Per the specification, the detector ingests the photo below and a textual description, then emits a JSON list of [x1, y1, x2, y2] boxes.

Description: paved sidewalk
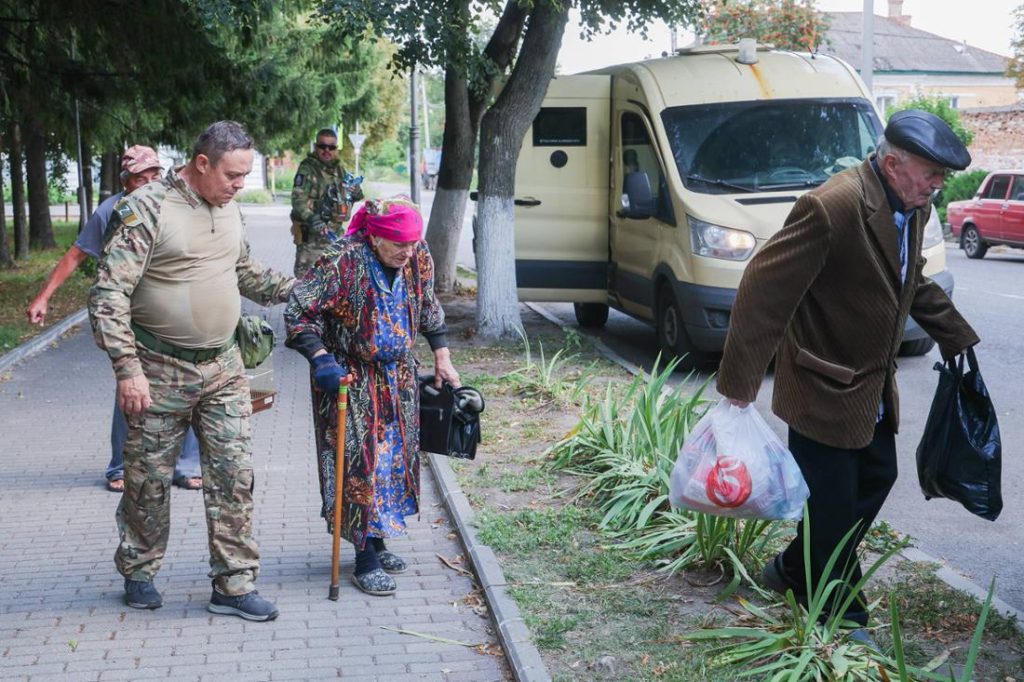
[[0, 205, 510, 681]]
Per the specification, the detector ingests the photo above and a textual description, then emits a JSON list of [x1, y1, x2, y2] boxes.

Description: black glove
[[312, 354, 346, 393], [308, 217, 328, 239]]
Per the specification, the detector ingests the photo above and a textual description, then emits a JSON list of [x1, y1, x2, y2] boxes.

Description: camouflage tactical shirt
[[89, 167, 295, 380], [290, 153, 362, 234]]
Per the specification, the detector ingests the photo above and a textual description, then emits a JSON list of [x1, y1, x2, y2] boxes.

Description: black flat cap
[[884, 110, 971, 170]]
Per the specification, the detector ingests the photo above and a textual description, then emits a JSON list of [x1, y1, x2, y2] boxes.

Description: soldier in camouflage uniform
[[89, 121, 295, 622], [290, 128, 364, 276]]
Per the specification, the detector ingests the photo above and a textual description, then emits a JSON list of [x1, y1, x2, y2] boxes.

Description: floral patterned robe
[[284, 234, 446, 549]]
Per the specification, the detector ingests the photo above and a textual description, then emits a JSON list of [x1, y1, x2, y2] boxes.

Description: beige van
[[513, 42, 950, 367]]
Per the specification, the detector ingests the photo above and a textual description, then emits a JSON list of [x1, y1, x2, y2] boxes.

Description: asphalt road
[[530, 244, 1024, 613]]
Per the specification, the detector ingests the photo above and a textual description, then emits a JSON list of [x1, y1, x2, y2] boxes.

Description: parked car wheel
[[656, 287, 709, 371], [899, 338, 935, 357], [573, 302, 609, 328], [962, 225, 989, 259]]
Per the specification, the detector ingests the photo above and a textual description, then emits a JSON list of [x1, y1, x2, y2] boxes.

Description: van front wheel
[[573, 303, 609, 328], [656, 288, 708, 371]]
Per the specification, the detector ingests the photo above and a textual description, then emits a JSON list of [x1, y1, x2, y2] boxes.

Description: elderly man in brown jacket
[[717, 110, 979, 641]]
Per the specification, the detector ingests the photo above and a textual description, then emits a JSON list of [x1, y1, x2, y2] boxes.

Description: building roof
[[822, 12, 1008, 75]]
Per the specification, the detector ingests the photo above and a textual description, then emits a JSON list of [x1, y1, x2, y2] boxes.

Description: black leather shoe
[[761, 554, 802, 600], [207, 589, 279, 622], [124, 579, 163, 610]]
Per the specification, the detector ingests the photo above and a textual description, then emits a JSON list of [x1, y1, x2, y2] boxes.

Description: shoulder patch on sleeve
[[294, 174, 305, 188], [114, 200, 143, 227]]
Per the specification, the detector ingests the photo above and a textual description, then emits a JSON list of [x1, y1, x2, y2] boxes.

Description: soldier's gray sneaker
[[351, 568, 397, 596], [378, 550, 408, 574], [207, 589, 279, 622], [124, 579, 163, 609]]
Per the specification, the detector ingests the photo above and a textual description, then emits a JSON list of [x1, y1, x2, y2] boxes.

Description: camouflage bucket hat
[[235, 315, 275, 369]]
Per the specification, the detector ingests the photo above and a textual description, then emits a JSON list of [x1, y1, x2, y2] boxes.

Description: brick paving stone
[[0, 205, 511, 682]]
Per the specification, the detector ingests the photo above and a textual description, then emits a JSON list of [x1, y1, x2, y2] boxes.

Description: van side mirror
[[621, 171, 654, 219]]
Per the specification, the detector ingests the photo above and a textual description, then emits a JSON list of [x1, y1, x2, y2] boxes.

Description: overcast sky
[[557, 0, 1019, 74]]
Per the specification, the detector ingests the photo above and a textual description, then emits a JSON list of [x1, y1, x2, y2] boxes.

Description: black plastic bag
[[418, 376, 484, 460], [915, 347, 1002, 521]]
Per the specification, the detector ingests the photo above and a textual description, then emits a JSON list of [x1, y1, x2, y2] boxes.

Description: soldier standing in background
[[290, 127, 364, 276], [89, 121, 295, 621]]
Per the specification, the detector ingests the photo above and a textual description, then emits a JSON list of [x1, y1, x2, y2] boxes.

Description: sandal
[[351, 568, 397, 596], [106, 479, 125, 493], [174, 476, 203, 490], [378, 550, 408, 574]]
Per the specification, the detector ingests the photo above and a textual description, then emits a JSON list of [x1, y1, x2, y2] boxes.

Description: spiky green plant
[[681, 512, 997, 681], [549, 357, 712, 531]]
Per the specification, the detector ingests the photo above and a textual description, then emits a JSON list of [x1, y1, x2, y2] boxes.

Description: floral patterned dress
[[284, 234, 446, 550]]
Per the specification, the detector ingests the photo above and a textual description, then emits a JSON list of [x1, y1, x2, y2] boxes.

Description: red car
[[948, 170, 1024, 258]]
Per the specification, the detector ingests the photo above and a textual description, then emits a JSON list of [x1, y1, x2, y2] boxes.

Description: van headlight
[[922, 207, 944, 249], [689, 217, 756, 261]]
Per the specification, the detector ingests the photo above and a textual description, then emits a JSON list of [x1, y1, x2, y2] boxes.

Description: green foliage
[[687, 515, 914, 680], [1008, 5, 1024, 89], [548, 364, 787, 596], [702, 0, 831, 52], [504, 328, 592, 406], [476, 506, 591, 554], [887, 95, 974, 147], [937, 169, 989, 222], [548, 358, 708, 527], [236, 189, 274, 204]]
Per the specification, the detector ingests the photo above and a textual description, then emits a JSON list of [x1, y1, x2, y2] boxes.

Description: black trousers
[[778, 420, 898, 626]]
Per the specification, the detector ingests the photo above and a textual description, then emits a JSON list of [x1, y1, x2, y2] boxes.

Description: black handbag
[[418, 376, 484, 460], [915, 347, 1002, 521]]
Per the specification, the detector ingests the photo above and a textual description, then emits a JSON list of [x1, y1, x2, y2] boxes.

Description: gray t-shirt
[[74, 191, 124, 258]]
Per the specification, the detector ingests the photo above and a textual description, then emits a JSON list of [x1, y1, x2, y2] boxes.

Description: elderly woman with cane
[[284, 197, 460, 596]]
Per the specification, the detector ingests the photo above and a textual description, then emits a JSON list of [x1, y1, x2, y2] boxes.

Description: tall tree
[[702, 0, 829, 52], [322, 0, 703, 337], [0, 147, 11, 268], [24, 120, 55, 249], [1007, 4, 1024, 88], [6, 121, 29, 261]]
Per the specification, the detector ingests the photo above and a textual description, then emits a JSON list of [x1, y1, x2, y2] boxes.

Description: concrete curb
[[0, 308, 88, 375], [525, 301, 1024, 634], [428, 453, 553, 682]]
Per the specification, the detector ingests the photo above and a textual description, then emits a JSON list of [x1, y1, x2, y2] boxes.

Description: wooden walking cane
[[329, 374, 355, 601]]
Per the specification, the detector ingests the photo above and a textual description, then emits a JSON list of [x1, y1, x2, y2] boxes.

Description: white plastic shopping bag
[[669, 399, 809, 520]]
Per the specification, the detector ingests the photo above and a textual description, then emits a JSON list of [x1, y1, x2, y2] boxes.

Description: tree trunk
[[99, 150, 119, 201], [0, 148, 12, 268], [475, 2, 569, 339], [424, 0, 527, 293], [82, 140, 94, 217], [24, 121, 55, 249], [425, 69, 478, 292], [8, 120, 29, 260]]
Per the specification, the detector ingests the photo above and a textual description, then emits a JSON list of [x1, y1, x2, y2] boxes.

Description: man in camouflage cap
[[89, 121, 295, 621], [29, 145, 203, 494], [290, 127, 363, 276]]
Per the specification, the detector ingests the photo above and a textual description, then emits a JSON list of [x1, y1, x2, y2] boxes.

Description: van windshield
[[661, 98, 884, 194]]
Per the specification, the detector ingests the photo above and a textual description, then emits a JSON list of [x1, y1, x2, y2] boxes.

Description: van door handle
[[514, 197, 542, 207]]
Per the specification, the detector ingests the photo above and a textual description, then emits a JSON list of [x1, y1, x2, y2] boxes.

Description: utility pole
[[862, 0, 874, 99], [409, 70, 421, 205]]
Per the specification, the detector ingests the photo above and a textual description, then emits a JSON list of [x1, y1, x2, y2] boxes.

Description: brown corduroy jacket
[[716, 158, 979, 450]]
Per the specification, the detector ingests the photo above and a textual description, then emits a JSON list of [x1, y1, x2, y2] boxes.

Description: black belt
[[132, 323, 235, 364]]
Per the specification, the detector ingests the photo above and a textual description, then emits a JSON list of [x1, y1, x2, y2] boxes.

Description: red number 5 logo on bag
[[705, 456, 753, 508]]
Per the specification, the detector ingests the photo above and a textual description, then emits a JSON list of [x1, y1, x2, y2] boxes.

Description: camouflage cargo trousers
[[116, 343, 259, 596], [293, 234, 334, 277]]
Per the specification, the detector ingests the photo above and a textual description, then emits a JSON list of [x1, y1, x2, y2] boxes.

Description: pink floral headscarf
[[344, 197, 423, 242]]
